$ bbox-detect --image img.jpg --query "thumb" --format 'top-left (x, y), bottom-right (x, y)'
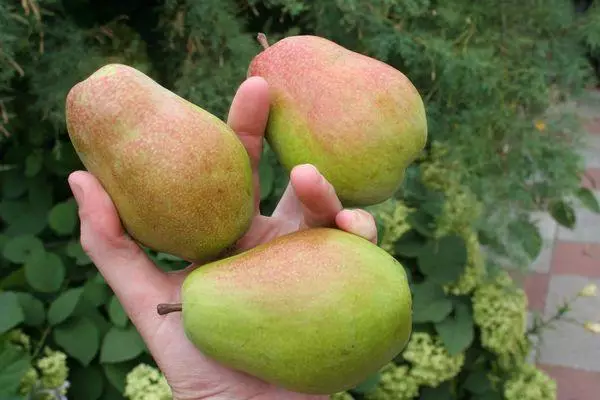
top-left (335, 209), bottom-right (378, 244)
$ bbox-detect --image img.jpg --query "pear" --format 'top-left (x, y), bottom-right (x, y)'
top-left (65, 64), bottom-right (254, 262)
top-left (157, 228), bottom-right (413, 394)
top-left (247, 34), bottom-right (428, 207)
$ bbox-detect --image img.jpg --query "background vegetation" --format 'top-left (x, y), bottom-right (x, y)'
top-left (2, 0), bottom-right (600, 399)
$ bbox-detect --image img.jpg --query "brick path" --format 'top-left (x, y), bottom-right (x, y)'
top-left (524, 89), bottom-right (600, 400)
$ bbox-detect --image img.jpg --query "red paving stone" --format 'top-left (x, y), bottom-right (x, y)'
top-left (523, 272), bottom-right (551, 311)
top-left (583, 117), bottom-right (600, 135)
top-left (551, 241), bottom-right (600, 278)
top-left (581, 168), bottom-right (600, 190)
top-left (532, 90), bottom-right (600, 399)
top-left (537, 364), bottom-right (600, 400)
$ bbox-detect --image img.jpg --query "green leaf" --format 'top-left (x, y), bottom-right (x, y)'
top-left (374, 214), bottom-right (386, 247)
top-left (406, 210), bottom-right (437, 237)
top-left (68, 364), bottom-right (104, 400)
top-left (102, 360), bottom-right (139, 393)
top-left (1, 170), bottom-right (28, 199)
top-left (24, 151), bottom-right (44, 177)
top-left (0, 341), bottom-right (31, 396)
top-left (82, 279), bottom-right (111, 308)
top-left (420, 382), bottom-right (453, 400)
top-left (25, 250), bottom-right (65, 293)
top-left (27, 179), bottom-right (54, 212)
top-left (66, 240), bottom-right (92, 265)
top-left (1, 201), bottom-right (47, 236)
top-left (88, 310), bottom-right (112, 339)
top-left (549, 200), bottom-right (576, 229)
top-left (418, 235), bottom-right (468, 284)
top-left (421, 191), bottom-right (446, 218)
top-left (0, 268), bottom-right (27, 291)
top-left (576, 187), bottom-right (600, 214)
top-left (107, 295), bottom-right (128, 328)
top-left (473, 391), bottom-right (503, 400)
top-left (0, 292), bottom-right (25, 334)
top-left (156, 252), bottom-right (184, 262)
top-left (351, 371), bottom-right (381, 393)
top-left (464, 369), bottom-right (494, 394)
top-left (400, 167), bottom-right (430, 207)
top-left (394, 229), bottom-right (427, 257)
top-left (0, 234), bottom-right (8, 254)
top-left (15, 292), bottom-right (45, 327)
top-left (53, 316), bottom-right (99, 366)
top-left (435, 303), bottom-right (474, 355)
top-left (412, 281), bottom-right (454, 323)
top-left (2, 235), bottom-right (45, 263)
top-left (508, 219), bottom-right (542, 260)
top-left (48, 288), bottom-right (84, 325)
top-left (48, 198), bottom-right (78, 235)
top-left (100, 326), bottom-right (145, 363)
top-left (99, 382), bottom-right (127, 400)
top-left (259, 159), bottom-right (274, 200)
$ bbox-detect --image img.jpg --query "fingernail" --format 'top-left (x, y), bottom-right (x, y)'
top-left (68, 176), bottom-right (84, 204)
top-left (300, 164), bottom-right (321, 184)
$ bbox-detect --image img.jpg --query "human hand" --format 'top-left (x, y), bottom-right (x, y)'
top-left (67, 76), bottom-right (378, 400)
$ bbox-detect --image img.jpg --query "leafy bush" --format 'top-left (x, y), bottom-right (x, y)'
top-left (2, 1), bottom-right (600, 399)
top-left (122, 144), bottom-right (578, 400)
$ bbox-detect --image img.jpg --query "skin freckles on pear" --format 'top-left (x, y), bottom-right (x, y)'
top-left (66, 32), bottom-right (420, 396)
top-left (156, 228), bottom-right (412, 395)
top-left (65, 63), bottom-right (255, 263)
top-left (247, 33), bottom-right (427, 207)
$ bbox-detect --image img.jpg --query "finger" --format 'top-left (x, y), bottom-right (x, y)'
top-left (227, 77), bottom-right (270, 212)
top-left (335, 209), bottom-right (378, 244)
top-left (290, 164), bottom-right (343, 229)
top-left (68, 171), bottom-right (174, 336)
top-left (271, 182), bottom-right (302, 219)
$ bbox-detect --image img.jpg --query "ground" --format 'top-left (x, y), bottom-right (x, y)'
top-left (523, 88), bottom-right (600, 399)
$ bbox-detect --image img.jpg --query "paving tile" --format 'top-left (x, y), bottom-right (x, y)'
top-left (522, 272), bottom-right (551, 312)
top-left (582, 148), bottom-right (600, 169)
top-left (529, 239), bottom-right (554, 273)
top-left (576, 89), bottom-right (600, 112)
top-left (551, 241), bottom-right (600, 278)
top-left (537, 364), bottom-right (600, 400)
top-left (583, 116), bottom-right (600, 135)
top-left (530, 211), bottom-right (557, 241)
top-left (537, 275), bottom-right (600, 371)
top-left (581, 168), bottom-right (600, 190)
top-left (556, 190), bottom-right (600, 243)
top-left (583, 133), bottom-right (600, 150)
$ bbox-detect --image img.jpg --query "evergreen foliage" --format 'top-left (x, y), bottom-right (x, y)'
top-left (2, 1), bottom-right (600, 399)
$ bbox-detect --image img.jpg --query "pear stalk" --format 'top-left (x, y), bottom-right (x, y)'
top-left (257, 33), bottom-right (270, 49)
top-left (157, 303), bottom-right (182, 315)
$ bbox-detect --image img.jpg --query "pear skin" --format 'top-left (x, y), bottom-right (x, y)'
top-left (65, 64), bottom-right (254, 262)
top-left (248, 34), bottom-right (428, 207)
top-left (164, 228), bottom-right (412, 394)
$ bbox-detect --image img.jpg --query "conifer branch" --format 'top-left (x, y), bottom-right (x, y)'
top-left (0, 50), bottom-right (25, 77)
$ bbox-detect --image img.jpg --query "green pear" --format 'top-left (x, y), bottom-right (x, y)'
top-left (248, 34), bottom-right (428, 207)
top-left (158, 228), bottom-right (412, 394)
top-left (65, 64), bottom-right (254, 262)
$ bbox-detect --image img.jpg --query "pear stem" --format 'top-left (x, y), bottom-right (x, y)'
top-left (257, 33), bottom-right (270, 49)
top-left (157, 303), bottom-right (182, 315)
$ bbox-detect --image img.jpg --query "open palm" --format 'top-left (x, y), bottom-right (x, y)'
top-left (67, 76), bottom-right (377, 400)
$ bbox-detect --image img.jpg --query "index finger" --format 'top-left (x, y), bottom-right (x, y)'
top-left (227, 77), bottom-right (270, 212)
